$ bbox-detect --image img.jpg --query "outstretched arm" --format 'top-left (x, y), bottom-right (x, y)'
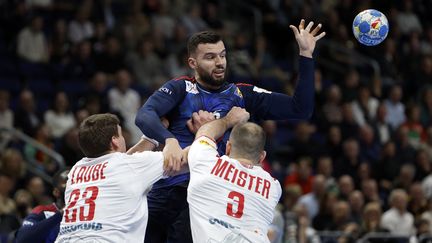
top-left (240, 20), bottom-right (325, 121)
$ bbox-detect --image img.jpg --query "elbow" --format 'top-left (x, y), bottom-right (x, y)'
top-left (135, 109), bottom-right (148, 129)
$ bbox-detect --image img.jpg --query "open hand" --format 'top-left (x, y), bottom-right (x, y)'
top-left (290, 19), bottom-right (326, 58)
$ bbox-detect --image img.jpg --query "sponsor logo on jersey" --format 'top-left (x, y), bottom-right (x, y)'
top-left (159, 87), bottom-right (173, 95)
top-left (252, 86), bottom-right (272, 94)
top-left (235, 88), bottom-right (243, 98)
top-left (58, 222), bottom-right (103, 235)
top-left (209, 217), bottom-right (239, 229)
top-left (185, 81), bottom-right (199, 94)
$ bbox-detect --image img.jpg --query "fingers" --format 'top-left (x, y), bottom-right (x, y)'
top-left (299, 19), bottom-right (305, 30)
top-left (289, 25), bottom-right (299, 38)
top-left (310, 23), bottom-right (321, 36)
top-left (314, 31), bottom-right (326, 41)
top-left (186, 118), bottom-right (194, 133)
top-left (305, 21), bottom-right (313, 32)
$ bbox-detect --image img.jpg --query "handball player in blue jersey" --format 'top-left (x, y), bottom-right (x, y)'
top-left (135, 19), bottom-right (325, 243)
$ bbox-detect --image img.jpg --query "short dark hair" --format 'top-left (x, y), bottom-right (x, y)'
top-left (78, 113), bottom-right (120, 157)
top-left (187, 31), bottom-right (222, 56)
top-left (229, 122), bottom-right (266, 164)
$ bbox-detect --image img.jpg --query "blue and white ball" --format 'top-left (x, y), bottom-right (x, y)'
top-left (352, 9), bottom-right (389, 46)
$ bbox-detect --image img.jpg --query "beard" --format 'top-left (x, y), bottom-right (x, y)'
top-left (196, 65), bottom-right (226, 88)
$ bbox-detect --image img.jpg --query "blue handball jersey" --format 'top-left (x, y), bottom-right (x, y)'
top-left (136, 56), bottom-right (315, 189)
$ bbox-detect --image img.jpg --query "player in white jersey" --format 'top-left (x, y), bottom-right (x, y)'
top-left (187, 107), bottom-right (282, 243)
top-left (55, 113), bottom-right (167, 243)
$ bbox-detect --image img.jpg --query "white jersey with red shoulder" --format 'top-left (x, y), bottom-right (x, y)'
top-left (187, 136), bottom-right (282, 243)
top-left (55, 151), bottom-right (164, 243)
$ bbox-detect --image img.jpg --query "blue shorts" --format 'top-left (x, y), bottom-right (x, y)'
top-left (144, 183), bottom-right (192, 243)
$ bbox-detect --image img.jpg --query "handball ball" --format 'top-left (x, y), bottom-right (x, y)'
top-left (352, 9), bottom-right (389, 46)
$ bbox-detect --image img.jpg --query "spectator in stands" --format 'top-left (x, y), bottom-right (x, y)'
top-left (24, 123), bottom-right (56, 174)
top-left (13, 189), bottom-right (33, 221)
top-left (180, 3), bottom-right (207, 36)
top-left (421, 199), bottom-right (432, 233)
top-left (361, 179), bottom-right (382, 205)
top-left (0, 148), bottom-right (27, 189)
top-left (408, 183), bottom-right (428, 219)
top-left (349, 190), bottom-right (365, 224)
top-left (340, 103), bottom-right (360, 139)
top-left (298, 174), bottom-right (326, 220)
top-left (316, 155), bottom-right (337, 190)
top-left (396, 125), bottom-right (417, 164)
top-left (341, 69), bottom-right (360, 103)
top-left (377, 141), bottom-right (402, 191)
top-left (64, 40), bottom-right (96, 80)
top-left (95, 36), bottom-right (126, 75)
top-left (126, 35), bottom-right (165, 90)
top-left (328, 200), bottom-right (354, 231)
top-left (313, 191), bottom-right (339, 231)
top-left (44, 92), bottom-right (76, 140)
top-left (287, 122), bottom-right (322, 161)
top-left (321, 84), bottom-right (343, 126)
top-left (419, 87), bottom-right (432, 128)
top-left (108, 69), bottom-right (142, 143)
top-left (380, 189), bottom-right (414, 235)
top-left (401, 104), bottom-right (426, 149)
top-left (358, 125), bottom-right (380, 164)
top-left (338, 175), bottom-right (355, 201)
top-left (49, 19), bottom-right (71, 64)
top-left (0, 90), bottom-right (13, 149)
top-left (26, 176), bottom-right (49, 206)
top-left (283, 184), bottom-right (302, 212)
top-left (396, 0), bottom-right (423, 36)
top-left (15, 169), bottom-right (69, 243)
top-left (285, 157), bottom-right (314, 195)
top-left (14, 90), bottom-right (41, 137)
top-left (324, 125), bottom-right (343, 162)
top-left (335, 139), bottom-right (361, 178)
top-left (0, 173), bottom-right (17, 215)
top-left (384, 85), bottom-right (406, 130)
top-left (359, 202), bottom-right (388, 237)
top-left (68, 6), bottom-right (94, 44)
top-left (17, 15), bottom-right (49, 63)
top-left (371, 102), bottom-right (392, 144)
top-left (394, 164), bottom-right (416, 192)
top-left (352, 85), bottom-right (379, 126)
top-left (80, 71), bottom-right (110, 114)
top-left (414, 149), bottom-right (431, 181)
top-left (58, 127), bottom-right (83, 167)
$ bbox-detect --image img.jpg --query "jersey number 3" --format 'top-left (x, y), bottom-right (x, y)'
top-left (226, 191), bottom-right (244, 218)
top-left (65, 186), bottom-right (99, 223)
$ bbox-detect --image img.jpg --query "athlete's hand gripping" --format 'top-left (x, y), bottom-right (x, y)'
top-left (187, 110), bottom-right (216, 134)
top-left (224, 107), bottom-right (250, 128)
top-left (163, 138), bottom-right (184, 176)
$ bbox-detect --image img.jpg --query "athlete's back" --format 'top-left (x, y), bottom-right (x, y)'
top-left (187, 136), bottom-right (282, 243)
top-left (55, 151), bottom-right (164, 243)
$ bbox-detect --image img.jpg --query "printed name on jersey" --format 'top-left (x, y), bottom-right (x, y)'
top-left (58, 222), bottom-right (103, 235)
top-left (185, 80), bottom-right (199, 94)
top-left (159, 87), bottom-right (173, 95)
top-left (252, 86), bottom-right (272, 94)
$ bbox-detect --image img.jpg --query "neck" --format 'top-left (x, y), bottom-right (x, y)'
top-left (195, 76), bottom-right (223, 91)
top-left (232, 156), bottom-right (256, 167)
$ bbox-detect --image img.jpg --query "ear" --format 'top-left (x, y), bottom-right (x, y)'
top-left (111, 136), bottom-right (120, 151)
top-left (188, 57), bottom-right (197, 69)
top-left (225, 140), bottom-right (232, 156)
top-left (258, 150), bottom-right (267, 165)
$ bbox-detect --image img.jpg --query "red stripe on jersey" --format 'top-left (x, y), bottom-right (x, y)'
top-left (235, 83), bottom-right (253, 87)
top-left (31, 203), bottom-right (58, 214)
top-left (174, 76), bottom-right (195, 82)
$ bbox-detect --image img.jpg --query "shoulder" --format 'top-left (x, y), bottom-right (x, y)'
top-left (31, 204), bottom-right (57, 215)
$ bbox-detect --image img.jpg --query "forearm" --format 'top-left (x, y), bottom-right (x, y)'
top-left (135, 107), bottom-right (175, 144)
top-left (16, 212), bottom-right (62, 242)
top-left (266, 56), bottom-right (314, 120)
top-left (195, 118), bottom-right (230, 141)
top-left (127, 137), bottom-right (157, 154)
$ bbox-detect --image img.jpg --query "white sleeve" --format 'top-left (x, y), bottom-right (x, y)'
top-left (188, 136), bottom-right (219, 169)
top-left (127, 151), bottom-right (165, 186)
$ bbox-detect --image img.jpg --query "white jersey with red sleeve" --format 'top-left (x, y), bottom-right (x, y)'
top-left (55, 151), bottom-right (164, 243)
top-left (187, 136), bottom-right (282, 243)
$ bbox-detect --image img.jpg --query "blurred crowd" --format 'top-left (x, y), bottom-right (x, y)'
top-left (0, 0), bottom-right (432, 242)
